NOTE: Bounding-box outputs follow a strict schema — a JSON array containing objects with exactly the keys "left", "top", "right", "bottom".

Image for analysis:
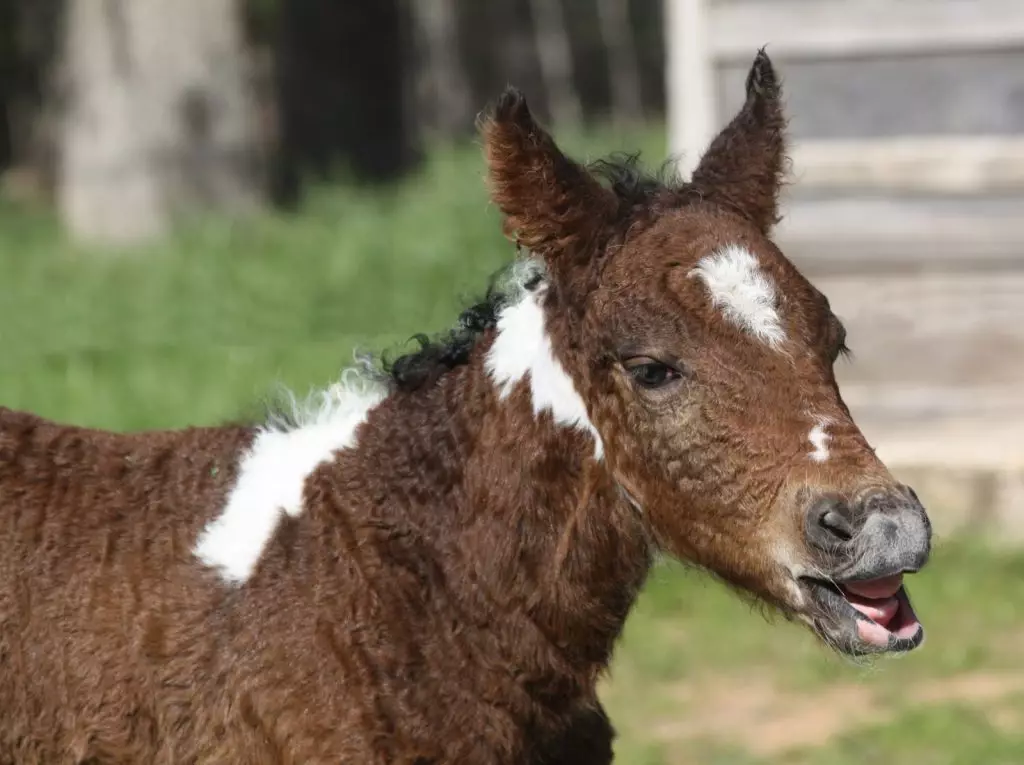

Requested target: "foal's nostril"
[
  {"left": 820, "top": 510, "right": 854, "bottom": 541},
  {"left": 805, "top": 496, "right": 857, "bottom": 549}
]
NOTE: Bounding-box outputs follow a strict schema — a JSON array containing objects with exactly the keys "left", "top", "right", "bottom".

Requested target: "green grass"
[
  {"left": 0, "top": 154, "right": 499, "bottom": 428},
  {"left": 604, "top": 540, "right": 1024, "bottom": 763},
  {"left": 0, "top": 126, "right": 664, "bottom": 430},
  {"left": 793, "top": 703, "right": 1024, "bottom": 765},
  {"left": 4, "top": 126, "right": 1024, "bottom": 763}
]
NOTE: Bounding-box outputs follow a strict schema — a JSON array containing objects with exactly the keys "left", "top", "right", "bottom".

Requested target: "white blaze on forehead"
[
  {"left": 689, "top": 244, "right": 786, "bottom": 349},
  {"left": 485, "top": 279, "right": 604, "bottom": 460},
  {"left": 808, "top": 416, "right": 833, "bottom": 463},
  {"left": 194, "top": 376, "right": 388, "bottom": 584}
]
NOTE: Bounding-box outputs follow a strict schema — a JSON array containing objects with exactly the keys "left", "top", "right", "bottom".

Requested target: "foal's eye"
[{"left": 625, "top": 359, "right": 681, "bottom": 390}]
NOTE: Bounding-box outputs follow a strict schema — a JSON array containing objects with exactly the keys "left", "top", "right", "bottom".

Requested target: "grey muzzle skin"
[{"left": 805, "top": 487, "right": 932, "bottom": 581}]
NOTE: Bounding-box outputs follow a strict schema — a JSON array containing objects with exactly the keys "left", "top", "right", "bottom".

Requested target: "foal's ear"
[
  {"left": 690, "top": 49, "right": 788, "bottom": 233},
  {"left": 479, "top": 89, "right": 616, "bottom": 262}
]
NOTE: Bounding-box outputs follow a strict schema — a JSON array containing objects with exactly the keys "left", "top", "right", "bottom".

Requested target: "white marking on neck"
[
  {"left": 485, "top": 274, "right": 604, "bottom": 460},
  {"left": 689, "top": 244, "right": 786, "bottom": 349},
  {"left": 808, "top": 416, "right": 832, "bottom": 463},
  {"left": 194, "top": 374, "right": 388, "bottom": 583}
]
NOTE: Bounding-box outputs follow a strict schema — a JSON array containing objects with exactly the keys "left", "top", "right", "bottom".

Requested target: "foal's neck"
[{"left": 355, "top": 338, "right": 652, "bottom": 683}]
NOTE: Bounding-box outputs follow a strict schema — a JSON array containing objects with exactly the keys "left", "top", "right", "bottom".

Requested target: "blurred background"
[{"left": 1, "top": 0, "right": 1023, "bottom": 762}]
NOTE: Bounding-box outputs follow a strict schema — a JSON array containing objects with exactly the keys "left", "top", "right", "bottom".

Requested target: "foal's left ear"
[
  {"left": 479, "top": 89, "right": 617, "bottom": 264},
  {"left": 690, "top": 49, "right": 788, "bottom": 233}
]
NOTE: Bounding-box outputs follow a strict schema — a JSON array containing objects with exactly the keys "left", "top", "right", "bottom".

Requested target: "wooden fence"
[{"left": 666, "top": 0, "right": 1024, "bottom": 192}]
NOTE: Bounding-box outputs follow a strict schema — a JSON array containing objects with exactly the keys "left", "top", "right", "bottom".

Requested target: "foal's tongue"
[
  {"left": 844, "top": 574, "right": 903, "bottom": 625},
  {"left": 846, "top": 577, "right": 923, "bottom": 648},
  {"left": 845, "top": 592, "right": 899, "bottom": 625},
  {"left": 843, "top": 574, "right": 903, "bottom": 601},
  {"left": 842, "top": 574, "right": 905, "bottom": 646}
]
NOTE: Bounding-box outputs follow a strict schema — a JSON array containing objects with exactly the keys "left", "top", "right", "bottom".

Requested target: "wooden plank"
[
  {"left": 776, "top": 194, "right": 1024, "bottom": 275},
  {"left": 789, "top": 136, "right": 1024, "bottom": 193},
  {"left": 710, "top": 0, "right": 1024, "bottom": 61}
]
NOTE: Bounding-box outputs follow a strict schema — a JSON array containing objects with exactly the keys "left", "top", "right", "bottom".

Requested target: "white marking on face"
[
  {"left": 689, "top": 244, "right": 786, "bottom": 349},
  {"left": 808, "top": 417, "right": 833, "bottom": 463},
  {"left": 485, "top": 267, "right": 604, "bottom": 460},
  {"left": 194, "top": 373, "right": 388, "bottom": 583}
]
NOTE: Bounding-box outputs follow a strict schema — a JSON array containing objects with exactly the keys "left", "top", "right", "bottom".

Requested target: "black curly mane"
[
  {"left": 383, "top": 153, "right": 676, "bottom": 393},
  {"left": 382, "top": 289, "right": 503, "bottom": 392},
  {"left": 590, "top": 152, "right": 683, "bottom": 211}
]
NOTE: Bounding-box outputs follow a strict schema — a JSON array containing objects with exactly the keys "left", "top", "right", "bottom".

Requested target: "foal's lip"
[{"left": 798, "top": 573, "right": 925, "bottom": 655}]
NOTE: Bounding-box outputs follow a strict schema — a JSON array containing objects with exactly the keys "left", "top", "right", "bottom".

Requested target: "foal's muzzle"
[
  {"left": 798, "top": 486, "right": 932, "bottom": 655},
  {"left": 805, "top": 486, "right": 931, "bottom": 578}
]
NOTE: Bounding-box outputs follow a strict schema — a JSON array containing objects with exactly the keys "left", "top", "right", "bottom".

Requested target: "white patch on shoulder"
[
  {"left": 485, "top": 264, "right": 603, "bottom": 460},
  {"left": 194, "top": 372, "right": 388, "bottom": 584},
  {"left": 808, "top": 416, "right": 832, "bottom": 463},
  {"left": 689, "top": 244, "right": 786, "bottom": 349}
]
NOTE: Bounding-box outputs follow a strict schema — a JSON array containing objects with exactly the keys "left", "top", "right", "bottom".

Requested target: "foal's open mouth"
[{"left": 799, "top": 573, "right": 924, "bottom": 655}]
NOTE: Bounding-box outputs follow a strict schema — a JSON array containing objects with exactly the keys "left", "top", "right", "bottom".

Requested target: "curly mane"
[{"left": 381, "top": 153, "right": 678, "bottom": 394}]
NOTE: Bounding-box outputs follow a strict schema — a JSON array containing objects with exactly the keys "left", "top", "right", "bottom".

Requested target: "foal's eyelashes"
[{"left": 828, "top": 317, "right": 851, "bottom": 362}]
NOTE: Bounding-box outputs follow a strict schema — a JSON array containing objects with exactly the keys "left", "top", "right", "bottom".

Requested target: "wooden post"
[{"left": 665, "top": 0, "right": 714, "bottom": 179}]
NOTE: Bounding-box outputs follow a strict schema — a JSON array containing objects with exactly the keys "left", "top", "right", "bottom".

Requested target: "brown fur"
[{"left": 0, "top": 51, "right": 928, "bottom": 763}]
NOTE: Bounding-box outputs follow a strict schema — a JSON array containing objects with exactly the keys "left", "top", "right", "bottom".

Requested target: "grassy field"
[
  {"left": 2, "top": 129, "right": 1023, "bottom": 763},
  {"left": 605, "top": 544, "right": 1024, "bottom": 763}
]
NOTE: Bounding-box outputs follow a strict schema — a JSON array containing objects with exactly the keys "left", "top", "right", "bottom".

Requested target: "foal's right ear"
[
  {"left": 479, "top": 89, "right": 617, "bottom": 263},
  {"left": 689, "top": 49, "right": 788, "bottom": 233}
]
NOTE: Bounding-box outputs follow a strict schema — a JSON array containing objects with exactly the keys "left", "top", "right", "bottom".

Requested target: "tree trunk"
[
  {"left": 409, "top": 0, "right": 472, "bottom": 140},
  {"left": 526, "top": 0, "right": 581, "bottom": 126},
  {"left": 58, "top": 0, "right": 262, "bottom": 246},
  {"left": 596, "top": 0, "right": 643, "bottom": 123}
]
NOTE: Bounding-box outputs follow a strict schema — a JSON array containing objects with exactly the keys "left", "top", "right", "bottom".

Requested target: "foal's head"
[{"left": 480, "top": 51, "right": 930, "bottom": 656}]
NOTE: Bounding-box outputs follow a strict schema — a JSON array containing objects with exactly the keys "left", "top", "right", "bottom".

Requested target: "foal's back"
[
  {"left": 0, "top": 406, "right": 250, "bottom": 563},
  {"left": 0, "top": 407, "right": 255, "bottom": 762}
]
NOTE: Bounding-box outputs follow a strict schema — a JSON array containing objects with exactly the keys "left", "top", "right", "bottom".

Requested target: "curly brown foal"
[{"left": 0, "top": 51, "right": 930, "bottom": 764}]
